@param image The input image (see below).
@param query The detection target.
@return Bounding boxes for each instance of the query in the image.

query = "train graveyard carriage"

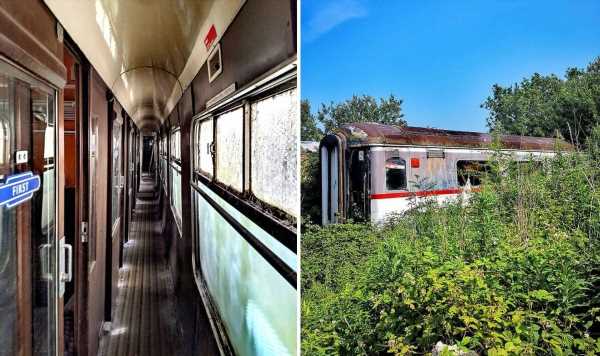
[320,123,573,225]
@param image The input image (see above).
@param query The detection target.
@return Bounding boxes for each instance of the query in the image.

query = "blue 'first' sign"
[0,172,41,208]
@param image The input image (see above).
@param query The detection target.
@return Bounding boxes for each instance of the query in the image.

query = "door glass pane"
[112,121,122,227]
[0,72,18,356]
[0,65,57,356]
[31,84,57,356]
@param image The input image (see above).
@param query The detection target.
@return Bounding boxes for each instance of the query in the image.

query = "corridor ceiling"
[45,0,245,131]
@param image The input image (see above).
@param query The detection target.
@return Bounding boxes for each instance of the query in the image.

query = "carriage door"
[321,135,343,225]
[348,149,370,221]
[106,111,123,320]
[0,60,64,355]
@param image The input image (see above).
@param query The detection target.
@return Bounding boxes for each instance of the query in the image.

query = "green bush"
[302,152,600,355]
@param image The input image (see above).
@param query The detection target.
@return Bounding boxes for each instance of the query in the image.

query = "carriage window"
[159,137,165,182]
[170,129,182,227]
[198,118,214,176]
[385,157,407,190]
[159,136,168,191]
[216,108,243,191]
[157,138,162,178]
[251,88,298,216]
[190,72,298,355]
[170,130,180,162]
[457,160,490,187]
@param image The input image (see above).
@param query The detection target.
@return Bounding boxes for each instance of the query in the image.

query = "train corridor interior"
[0,1,297,356]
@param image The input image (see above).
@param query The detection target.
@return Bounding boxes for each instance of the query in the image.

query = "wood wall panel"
[0,0,66,87]
[87,69,108,356]
[64,133,77,188]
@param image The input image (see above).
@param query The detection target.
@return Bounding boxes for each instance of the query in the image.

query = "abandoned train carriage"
[0,1,298,356]
[320,123,572,224]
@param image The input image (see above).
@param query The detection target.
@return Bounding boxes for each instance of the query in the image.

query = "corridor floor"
[99,177,182,356]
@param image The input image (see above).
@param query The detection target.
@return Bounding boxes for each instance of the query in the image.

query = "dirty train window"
[216,108,243,191]
[250,87,298,216]
[197,118,214,176]
[169,129,182,227]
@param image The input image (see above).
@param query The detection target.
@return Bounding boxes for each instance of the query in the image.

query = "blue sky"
[301,0,600,132]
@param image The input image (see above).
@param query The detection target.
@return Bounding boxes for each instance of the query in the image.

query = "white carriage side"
[320,123,572,224]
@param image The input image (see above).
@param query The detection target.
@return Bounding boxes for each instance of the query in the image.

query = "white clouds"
[303,0,368,43]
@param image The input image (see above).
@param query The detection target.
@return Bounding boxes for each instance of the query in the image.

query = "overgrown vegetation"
[483,57,600,147]
[302,146,600,355]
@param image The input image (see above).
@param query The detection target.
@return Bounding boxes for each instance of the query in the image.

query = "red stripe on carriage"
[370,187,481,199]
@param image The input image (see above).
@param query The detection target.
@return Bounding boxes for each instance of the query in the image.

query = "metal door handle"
[39,243,52,281]
[61,243,73,282]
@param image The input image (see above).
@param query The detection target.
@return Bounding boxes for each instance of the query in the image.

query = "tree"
[587,124,600,161]
[483,56,600,147]
[301,99,323,141]
[318,94,406,133]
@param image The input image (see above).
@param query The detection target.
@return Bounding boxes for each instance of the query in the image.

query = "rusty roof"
[335,123,574,151]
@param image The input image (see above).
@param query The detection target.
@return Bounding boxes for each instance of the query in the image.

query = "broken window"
[385,157,407,190]
[457,160,490,187]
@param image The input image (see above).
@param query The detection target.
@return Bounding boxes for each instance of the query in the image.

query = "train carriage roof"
[334,122,574,151]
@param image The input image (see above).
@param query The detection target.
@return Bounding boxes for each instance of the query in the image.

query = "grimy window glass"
[250,88,298,216]
[216,108,243,191]
[160,136,168,190]
[385,157,407,190]
[170,129,182,226]
[198,118,214,176]
[170,130,181,161]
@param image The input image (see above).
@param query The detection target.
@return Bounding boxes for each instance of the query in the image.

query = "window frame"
[190,63,298,258]
[384,156,408,191]
[194,116,215,178]
[191,82,297,228]
[189,61,299,356]
[158,134,169,193]
[169,127,182,231]
[214,104,244,192]
[456,160,490,187]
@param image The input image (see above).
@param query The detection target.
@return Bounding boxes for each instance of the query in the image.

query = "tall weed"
[302,152,600,355]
